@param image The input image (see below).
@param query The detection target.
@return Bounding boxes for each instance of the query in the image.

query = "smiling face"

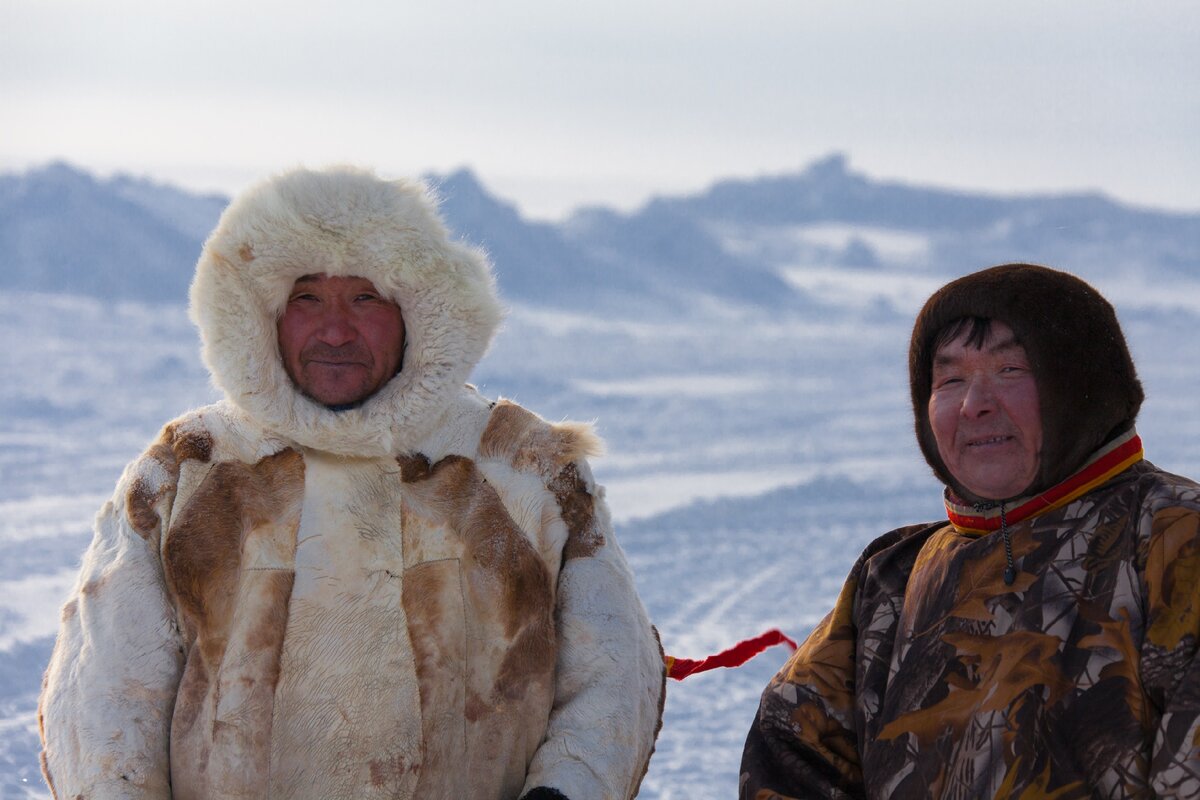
[928,319,1042,501]
[277,274,406,407]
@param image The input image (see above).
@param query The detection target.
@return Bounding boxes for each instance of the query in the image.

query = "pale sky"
[3,0,1198,220]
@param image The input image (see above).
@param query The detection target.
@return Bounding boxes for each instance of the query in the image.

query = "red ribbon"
[665,628,798,681]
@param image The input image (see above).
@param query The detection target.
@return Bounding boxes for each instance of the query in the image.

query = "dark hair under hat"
[909,263,1143,502]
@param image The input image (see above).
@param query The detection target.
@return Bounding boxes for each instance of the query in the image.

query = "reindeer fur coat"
[38,167,665,799]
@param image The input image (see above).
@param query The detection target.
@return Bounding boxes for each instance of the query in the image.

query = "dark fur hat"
[909,263,1143,501]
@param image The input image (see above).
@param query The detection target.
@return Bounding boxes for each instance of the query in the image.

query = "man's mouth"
[967,434,1013,447]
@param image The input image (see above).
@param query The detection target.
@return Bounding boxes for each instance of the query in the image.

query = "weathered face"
[277,274,406,407]
[928,320,1042,500]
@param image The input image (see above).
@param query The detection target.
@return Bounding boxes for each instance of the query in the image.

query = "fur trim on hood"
[909,263,1143,502]
[189,166,504,457]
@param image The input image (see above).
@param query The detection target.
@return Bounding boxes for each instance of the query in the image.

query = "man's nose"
[314,307,357,347]
[961,376,996,417]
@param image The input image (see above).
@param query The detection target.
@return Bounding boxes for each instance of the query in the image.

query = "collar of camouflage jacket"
[944,429,1144,535]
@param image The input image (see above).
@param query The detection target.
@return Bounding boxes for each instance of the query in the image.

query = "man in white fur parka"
[38,166,665,799]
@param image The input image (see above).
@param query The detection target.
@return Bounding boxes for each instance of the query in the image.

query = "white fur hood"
[188,166,504,458]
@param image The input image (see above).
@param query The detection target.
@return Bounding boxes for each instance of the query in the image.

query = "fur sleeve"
[39,453,186,798]
[520,457,665,800]
[477,399,664,799]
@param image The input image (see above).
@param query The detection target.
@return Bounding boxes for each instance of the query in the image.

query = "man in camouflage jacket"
[741,263,1200,798]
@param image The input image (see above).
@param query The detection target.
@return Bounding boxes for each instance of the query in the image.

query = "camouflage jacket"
[741,432,1200,799]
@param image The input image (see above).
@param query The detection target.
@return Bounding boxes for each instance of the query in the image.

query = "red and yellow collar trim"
[945,430,1144,534]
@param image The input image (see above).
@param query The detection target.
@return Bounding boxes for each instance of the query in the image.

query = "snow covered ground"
[2,267,1198,797]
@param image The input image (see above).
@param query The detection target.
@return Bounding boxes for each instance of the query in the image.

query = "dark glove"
[521,789,569,800]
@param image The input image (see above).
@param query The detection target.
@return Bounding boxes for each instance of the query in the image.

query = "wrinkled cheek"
[927,399,954,450]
